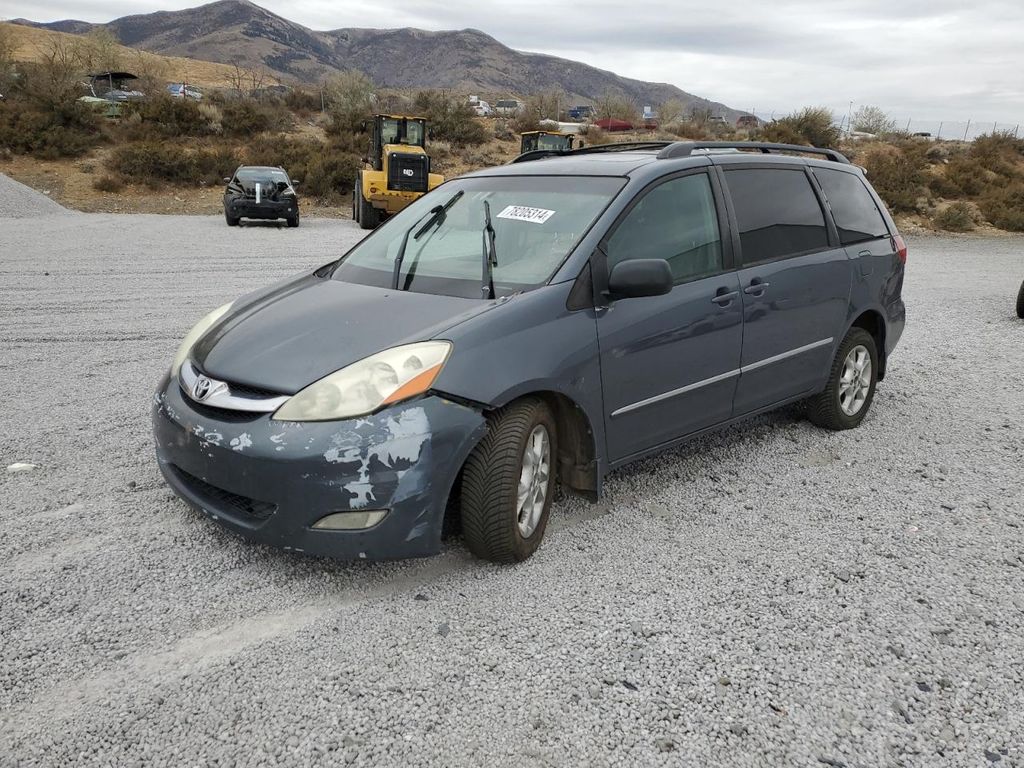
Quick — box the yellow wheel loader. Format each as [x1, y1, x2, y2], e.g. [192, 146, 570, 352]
[519, 130, 580, 155]
[353, 115, 445, 230]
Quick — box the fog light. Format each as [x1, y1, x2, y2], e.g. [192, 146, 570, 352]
[312, 510, 388, 530]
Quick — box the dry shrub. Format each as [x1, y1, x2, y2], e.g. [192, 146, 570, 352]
[0, 100, 103, 159]
[932, 202, 975, 232]
[92, 174, 124, 193]
[662, 121, 709, 140]
[413, 91, 487, 147]
[244, 134, 360, 201]
[978, 182, 1024, 231]
[760, 107, 840, 148]
[107, 142, 240, 187]
[220, 100, 292, 136]
[861, 142, 929, 213]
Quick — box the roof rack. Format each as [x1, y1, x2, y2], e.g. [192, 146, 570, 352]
[510, 141, 673, 164]
[656, 141, 851, 164]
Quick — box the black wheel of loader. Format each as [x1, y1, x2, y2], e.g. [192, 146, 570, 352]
[356, 174, 379, 231]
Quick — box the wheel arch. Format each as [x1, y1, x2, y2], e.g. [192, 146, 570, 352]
[847, 308, 887, 379]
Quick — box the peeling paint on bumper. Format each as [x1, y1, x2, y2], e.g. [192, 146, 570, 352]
[152, 373, 487, 560]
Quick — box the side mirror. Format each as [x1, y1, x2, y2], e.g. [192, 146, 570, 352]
[291, 179, 301, 186]
[223, 177, 231, 184]
[606, 259, 673, 299]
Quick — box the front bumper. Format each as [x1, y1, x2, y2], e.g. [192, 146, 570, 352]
[152, 373, 486, 560]
[226, 199, 297, 220]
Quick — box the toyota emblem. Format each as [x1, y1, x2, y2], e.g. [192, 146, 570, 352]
[193, 375, 213, 401]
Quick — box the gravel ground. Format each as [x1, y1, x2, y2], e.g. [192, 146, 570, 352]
[2, 178, 1024, 767]
[0, 173, 74, 218]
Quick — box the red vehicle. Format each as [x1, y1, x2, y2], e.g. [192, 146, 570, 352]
[594, 118, 633, 132]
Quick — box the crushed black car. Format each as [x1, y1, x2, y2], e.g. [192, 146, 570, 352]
[223, 166, 300, 227]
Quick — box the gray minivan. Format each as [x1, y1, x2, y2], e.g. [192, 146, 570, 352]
[153, 141, 906, 563]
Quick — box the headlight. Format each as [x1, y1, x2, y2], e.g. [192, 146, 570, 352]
[272, 341, 452, 422]
[170, 303, 232, 377]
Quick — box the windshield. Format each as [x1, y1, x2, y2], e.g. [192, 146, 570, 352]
[333, 175, 624, 298]
[382, 118, 424, 147]
[236, 168, 289, 184]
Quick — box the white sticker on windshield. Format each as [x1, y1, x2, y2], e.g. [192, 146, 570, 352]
[497, 205, 555, 224]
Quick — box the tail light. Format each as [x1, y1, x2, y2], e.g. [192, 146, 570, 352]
[893, 234, 908, 264]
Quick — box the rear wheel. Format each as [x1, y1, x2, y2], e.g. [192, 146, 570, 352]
[806, 328, 878, 430]
[460, 398, 558, 563]
[1016, 279, 1024, 318]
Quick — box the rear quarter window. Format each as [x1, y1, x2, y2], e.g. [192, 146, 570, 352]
[813, 168, 890, 245]
[724, 168, 829, 264]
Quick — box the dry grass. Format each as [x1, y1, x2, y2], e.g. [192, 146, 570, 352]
[2, 22, 239, 88]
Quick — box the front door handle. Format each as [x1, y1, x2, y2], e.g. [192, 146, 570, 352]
[743, 279, 770, 296]
[711, 289, 739, 306]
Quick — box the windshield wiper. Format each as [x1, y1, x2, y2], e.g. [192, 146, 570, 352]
[391, 190, 464, 290]
[481, 200, 498, 300]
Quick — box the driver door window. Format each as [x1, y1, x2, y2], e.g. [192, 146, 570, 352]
[605, 173, 723, 284]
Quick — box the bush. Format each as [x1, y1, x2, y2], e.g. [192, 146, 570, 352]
[932, 202, 975, 232]
[662, 121, 710, 140]
[107, 142, 240, 187]
[220, 100, 291, 136]
[413, 91, 487, 147]
[120, 95, 214, 139]
[940, 156, 988, 197]
[761, 107, 840, 148]
[0, 101, 103, 159]
[978, 182, 1024, 231]
[244, 135, 360, 201]
[578, 125, 607, 144]
[92, 175, 124, 193]
[861, 143, 929, 213]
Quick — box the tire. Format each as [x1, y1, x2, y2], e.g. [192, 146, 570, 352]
[1016, 279, 1024, 319]
[806, 328, 878, 431]
[287, 210, 299, 228]
[460, 398, 558, 563]
[225, 211, 239, 227]
[356, 175, 379, 230]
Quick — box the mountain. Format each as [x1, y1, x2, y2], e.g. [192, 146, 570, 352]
[12, 0, 740, 117]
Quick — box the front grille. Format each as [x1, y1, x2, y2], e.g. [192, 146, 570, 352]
[187, 400, 264, 422]
[387, 153, 429, 192]
[169, 465, 277, 521]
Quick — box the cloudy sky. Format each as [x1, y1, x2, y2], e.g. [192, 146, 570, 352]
[6, 0, 1022, 125]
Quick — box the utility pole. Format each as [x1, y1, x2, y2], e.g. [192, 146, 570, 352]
[937, 121, 943, 140]
[963, 119, 971, 141]
[906, 118, 912, 132]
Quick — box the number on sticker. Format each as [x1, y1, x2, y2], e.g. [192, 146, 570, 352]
[497, 205, 555, 224]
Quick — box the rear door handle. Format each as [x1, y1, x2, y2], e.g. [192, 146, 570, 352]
[743, 280, 770, 295]
[857, 250, 872, 257]
[711, 290, 739, 306]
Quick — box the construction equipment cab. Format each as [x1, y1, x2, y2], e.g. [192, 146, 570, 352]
[520, 131, 579, 155]
[354, 115, 444, 230]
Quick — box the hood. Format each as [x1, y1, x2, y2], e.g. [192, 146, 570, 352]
[192, 274, 492, 393]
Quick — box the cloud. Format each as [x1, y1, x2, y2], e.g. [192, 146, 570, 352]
[4, 0, 1022, 121]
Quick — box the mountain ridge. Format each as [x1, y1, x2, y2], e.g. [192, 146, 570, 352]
[12, 0, 741, 118]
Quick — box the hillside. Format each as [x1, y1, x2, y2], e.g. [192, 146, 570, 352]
[12, 0, 740, 117]
[1, 21, 239, 88]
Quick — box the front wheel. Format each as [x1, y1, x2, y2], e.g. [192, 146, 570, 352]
[355, 175, 379, 230]
[806, 328, 878, 430]
[225, 211, 239, 227]
[460, 399, 558, 563]
[286, 210, 299, 228]
[1016, 279, 1024, 318]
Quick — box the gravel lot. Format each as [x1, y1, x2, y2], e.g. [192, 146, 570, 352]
[2, 179, 1023, 767]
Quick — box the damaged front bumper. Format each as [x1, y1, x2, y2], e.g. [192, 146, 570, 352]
[151, 373, 486, 560]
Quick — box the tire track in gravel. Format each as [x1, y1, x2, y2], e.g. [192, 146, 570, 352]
[0, 550, 476, 741]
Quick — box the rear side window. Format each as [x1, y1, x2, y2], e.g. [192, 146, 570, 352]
[606, 173, 723, 284]
[814, 168, 890, 245]
[725, 168, 828, 263]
